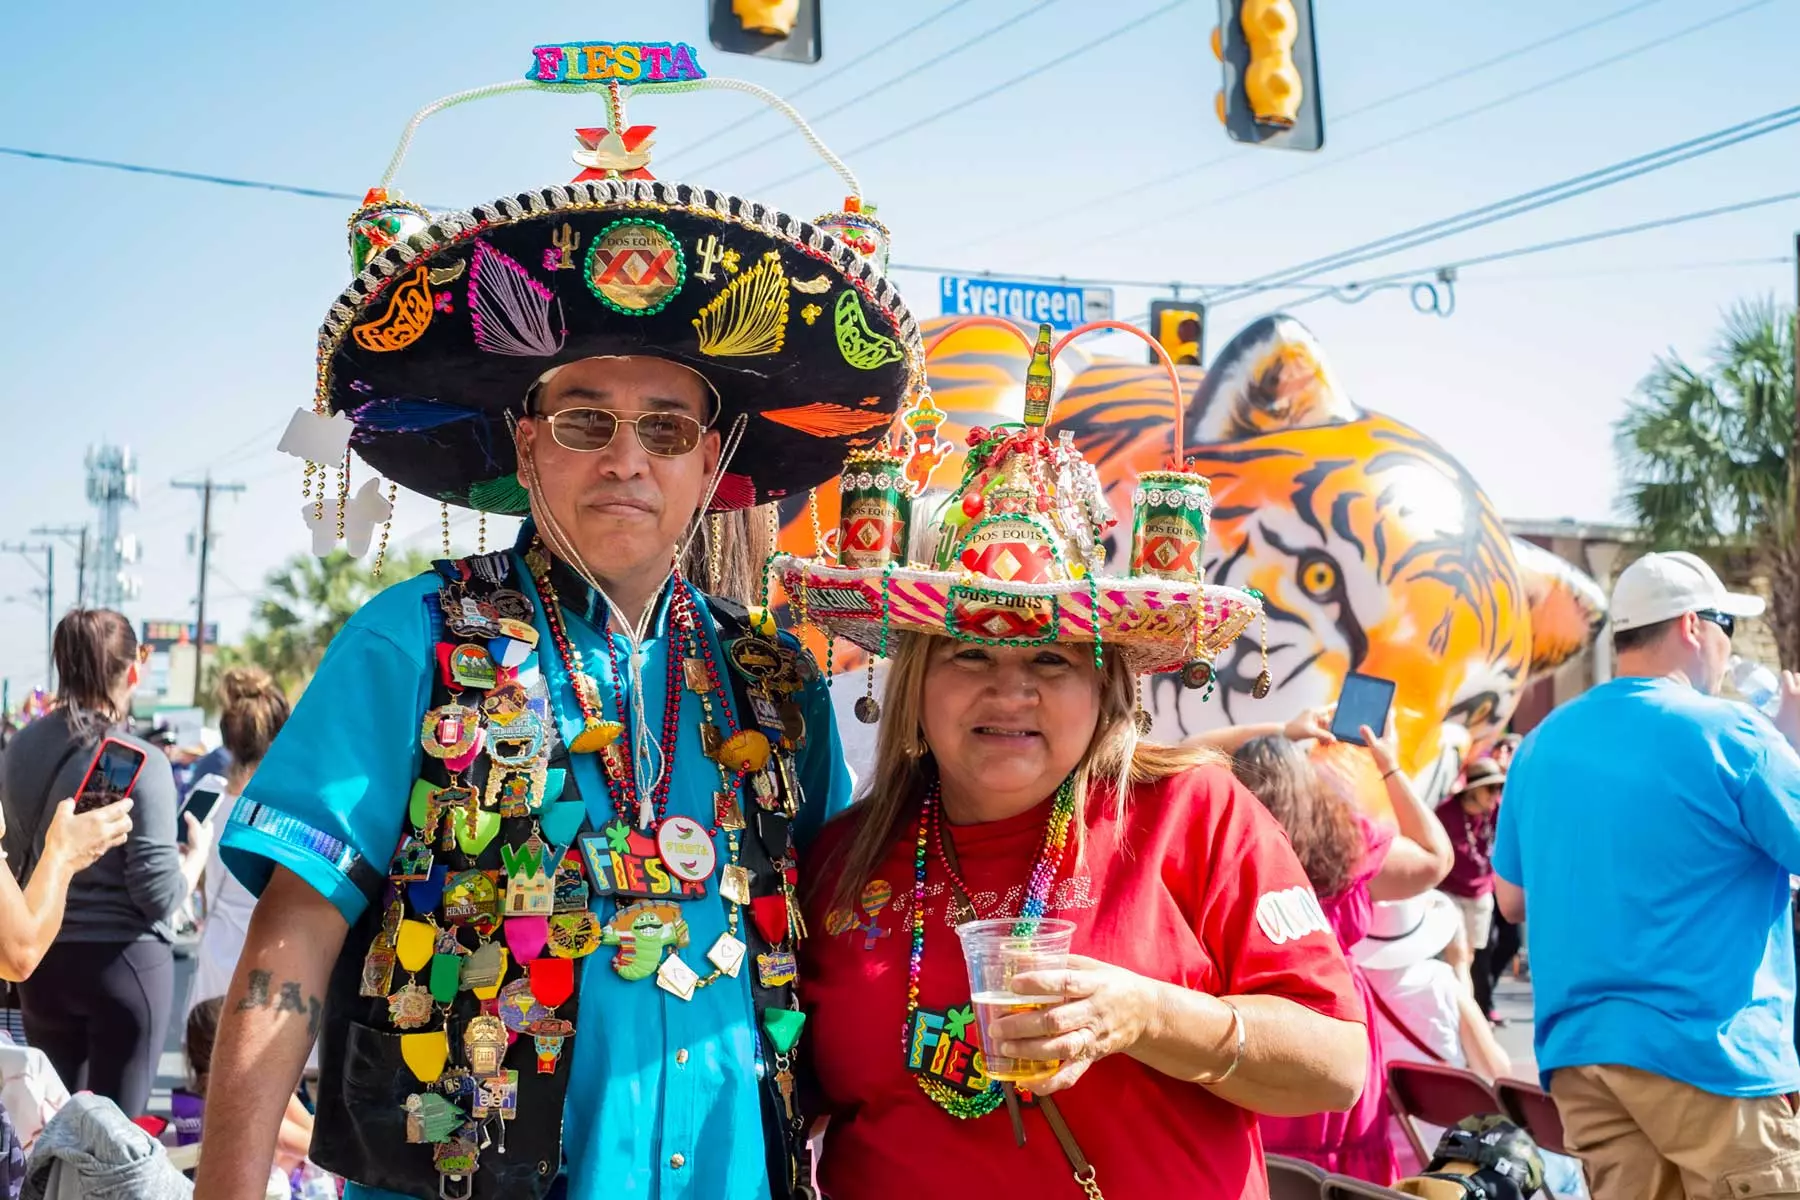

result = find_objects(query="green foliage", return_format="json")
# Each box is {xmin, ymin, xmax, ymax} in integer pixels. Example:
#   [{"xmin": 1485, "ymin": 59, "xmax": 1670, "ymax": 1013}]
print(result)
[
  {"xmin": 1615, "ymin": 297, "xmax": 1795, "ymax": 549},
  {"xmin": 206, "ymin": 548, "xmax": 435, "ymax": 705}
]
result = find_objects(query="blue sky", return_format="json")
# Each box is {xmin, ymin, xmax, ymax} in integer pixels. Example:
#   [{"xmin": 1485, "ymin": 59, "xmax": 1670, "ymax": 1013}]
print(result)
[{"xmin": 1, "ymin": 0, "xmax": 1796, "ymax": 691}]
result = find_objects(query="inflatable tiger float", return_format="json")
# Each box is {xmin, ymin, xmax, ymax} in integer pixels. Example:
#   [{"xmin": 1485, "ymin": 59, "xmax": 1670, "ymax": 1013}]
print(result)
[{"xmin": 776, "ymin": 313, "xmax": 1605, "ymax": 807}]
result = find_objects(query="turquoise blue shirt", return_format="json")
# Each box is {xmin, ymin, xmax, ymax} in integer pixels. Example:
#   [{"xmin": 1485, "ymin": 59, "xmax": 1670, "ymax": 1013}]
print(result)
[
  {"xmin": 1494, "ymin": 676, "xmax": 1800, "ymax": 1096},
  {"xmin": 221, "ymin": 549, "xmax": 851, "ymax": 1200}
]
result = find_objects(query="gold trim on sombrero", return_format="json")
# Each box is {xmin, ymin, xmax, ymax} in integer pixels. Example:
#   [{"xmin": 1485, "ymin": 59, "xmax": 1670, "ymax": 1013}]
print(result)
[
  {"xmin": 314, "ymin": 177, "xmax": 922, "ymax": 416},
  {"xmin": 774, "ymin": 555, "xmax": 1259, "ymax": 675}
]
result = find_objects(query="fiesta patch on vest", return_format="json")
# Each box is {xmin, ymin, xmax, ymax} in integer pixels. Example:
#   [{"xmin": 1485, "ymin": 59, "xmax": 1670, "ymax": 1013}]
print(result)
[{"xmin": 578, "ymin": 821, "xmax": 707, "ymax": 900}]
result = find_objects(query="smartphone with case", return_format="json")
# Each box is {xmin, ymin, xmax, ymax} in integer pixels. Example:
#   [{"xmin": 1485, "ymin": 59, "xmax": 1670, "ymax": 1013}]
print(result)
[
  {"xmin": 73, "ymin": 738, "xmax": 148, "ymax": 814},
  {"xmin": 1330, "ymin": 673, "xmax": 1396, "ymax": 746}
]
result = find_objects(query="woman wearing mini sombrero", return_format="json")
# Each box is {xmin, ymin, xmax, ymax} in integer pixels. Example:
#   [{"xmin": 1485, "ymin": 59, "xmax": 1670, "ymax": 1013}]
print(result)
[
  {"xmin": 784, "ymin": 367, "xmax": 1369, "ymax": 1196},
  {"xmin": 203, "ymin": 55, "xmax": 921, "ymax": 1200}
]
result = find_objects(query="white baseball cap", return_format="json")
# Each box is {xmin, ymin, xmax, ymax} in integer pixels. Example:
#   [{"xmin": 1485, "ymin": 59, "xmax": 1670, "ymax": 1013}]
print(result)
[{"xmin": 1609, "ymin": 551, "xmax": 1764, "ymax": 632}]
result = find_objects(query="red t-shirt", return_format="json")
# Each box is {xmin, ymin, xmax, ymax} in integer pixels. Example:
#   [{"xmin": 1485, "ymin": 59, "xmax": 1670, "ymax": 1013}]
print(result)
[{"xmin": 799, "ymin": 764, "xmax": 1367, "ymax": 1200}]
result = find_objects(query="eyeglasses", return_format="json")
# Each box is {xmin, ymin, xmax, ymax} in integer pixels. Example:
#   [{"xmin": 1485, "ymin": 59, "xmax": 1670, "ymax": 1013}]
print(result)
[
  {"xmin": 1695, "ymin": 609, "xmax": 1736, "ymax": 639},
  {"xmin": 537, "ymin": 407, "xmax": 706, "ymax": 457}
]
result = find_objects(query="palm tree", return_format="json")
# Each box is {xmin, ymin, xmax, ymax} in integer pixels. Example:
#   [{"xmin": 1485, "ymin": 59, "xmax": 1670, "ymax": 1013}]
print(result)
[
  {"xmin": 1615, "ymin": 297, "xmax": 1798, "ymax": 665},
  {"xmin": 208, "ymin": 548, "xmax": 435, "ymax": 702}
]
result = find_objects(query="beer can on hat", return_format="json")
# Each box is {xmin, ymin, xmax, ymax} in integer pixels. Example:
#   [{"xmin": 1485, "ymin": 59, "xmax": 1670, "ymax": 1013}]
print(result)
[
  {"xmin": 1130, "ymin": 470, "xmax": 1213, "ymax": 583},
  {"xmin": 838, "ymin": 450, "xmax": 911, "ymax": 570}
]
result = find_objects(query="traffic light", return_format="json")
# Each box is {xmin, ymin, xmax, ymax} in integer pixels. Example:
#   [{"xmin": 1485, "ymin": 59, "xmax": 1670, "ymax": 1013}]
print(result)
[
  {"xmin": 1149, "ymin": 301, "xmax": 1204, "ymax": 367},
  {"xmin": 1212, "ymin": 0, "xmax": 1324, "ymax": 152},
  {"xmin": 709, "ymin": 0, "xmax": 821, "ymax": 64}
]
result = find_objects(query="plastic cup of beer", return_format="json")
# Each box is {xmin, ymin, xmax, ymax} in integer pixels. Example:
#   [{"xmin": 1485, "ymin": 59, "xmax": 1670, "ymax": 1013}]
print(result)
[{"xmin": 956, "ymin": 917, "xmax": 1077, "ymax": 1085}]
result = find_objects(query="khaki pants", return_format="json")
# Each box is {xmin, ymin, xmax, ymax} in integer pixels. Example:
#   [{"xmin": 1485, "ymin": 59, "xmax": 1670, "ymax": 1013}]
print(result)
[{"xmin": 1550, "ymin": 1064, "xmax": 1800, "ymax": 1199}]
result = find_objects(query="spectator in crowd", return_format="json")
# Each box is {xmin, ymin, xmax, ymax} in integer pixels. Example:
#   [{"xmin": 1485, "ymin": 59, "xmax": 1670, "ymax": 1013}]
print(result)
[
  {"xmin": 1232, "ymin": 717, "xmax": 1454, "ymax": 1183},
  {"xmin": 0, "ymin": 610, "xmax": 212, "ymax": 1118},
  {"xmin": 1358, "ymin": 892, "xmax": 1512, "ymax": 1172},
  {"xmin": 0, "ymin": 791, "xmax": 132, "ymax": 982},
  {"xmin": 181, "ymin": 998, "xmax": 314, "ymax": 1182},
  {"xmin": 1496, "ymin": 551, "xmax": 1800, "ymax": 1199},
  {"xmin": 189, "ymin": 667, "xmax": 289, "ymax": 1006},
  {"xmin": 1436, "ymin": 759, "xmax": 1505, "ymax": 1020}
]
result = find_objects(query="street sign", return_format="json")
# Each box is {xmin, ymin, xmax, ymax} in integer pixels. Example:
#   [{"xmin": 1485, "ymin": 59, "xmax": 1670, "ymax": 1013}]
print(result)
[
  {"xmin": 938, "ymin": 276, "xmax": 1114, "ymax": 333},
  {"xmin": 141, "ymin": 620, "xmax": 219, "ymax": 652}
]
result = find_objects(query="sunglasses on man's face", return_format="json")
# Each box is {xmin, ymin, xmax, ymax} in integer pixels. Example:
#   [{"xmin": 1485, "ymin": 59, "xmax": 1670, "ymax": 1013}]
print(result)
[
  {"xmin": 1695, "ymin": 609, "xmax": 1736, "ymax": 639},
  {"xmin": 537, "ymin": 406, "xmax": 706, "ymax": 457}
]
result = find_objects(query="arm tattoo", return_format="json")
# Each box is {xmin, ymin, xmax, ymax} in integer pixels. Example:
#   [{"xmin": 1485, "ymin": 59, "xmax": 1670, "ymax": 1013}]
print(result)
[{"xmin": 236, "ymin": 968, "xmax": 325, "ymax": 1036}]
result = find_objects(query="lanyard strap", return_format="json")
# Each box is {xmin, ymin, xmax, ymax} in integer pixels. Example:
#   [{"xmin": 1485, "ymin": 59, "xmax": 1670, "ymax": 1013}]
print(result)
[
  {"xmin": 1369, "ymin": 987, "xmax": 1450, "ymax": 1065},
  {"xmin": 937, "ymin": 822, "xmax": 1106, "ymax": 1199}
]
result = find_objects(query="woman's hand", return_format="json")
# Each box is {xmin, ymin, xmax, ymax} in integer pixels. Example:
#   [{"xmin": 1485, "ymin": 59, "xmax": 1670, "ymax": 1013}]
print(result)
[
  {"xmin": 1283, "ymin": 706, "xmax": 1336, "ymax": 745},
  {"xmin": 985, "ymin": 954, "xmax": 1162, "ymax": 1095},
  {"xmin": 1361, "ymin": 710, "xmax": 1401, "ymax": 778},
  {"xmin": 42, "ymin": 797, "xmax": 134, "ymax": 872},
  {"xmin": 180, "ymin": 812, "xmax": 215, "ymax": 864}
]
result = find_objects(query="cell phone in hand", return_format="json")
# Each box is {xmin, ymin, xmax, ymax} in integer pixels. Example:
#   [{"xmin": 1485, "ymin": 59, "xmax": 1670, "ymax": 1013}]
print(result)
[
  {"xmin": 1329, "ymin": 672, "xmax": 1397, "ymax": 746},
  {"xmin": 179, "ymin": 773, "xmax": 229, "ymax": 845},
  {"xmin": 74, "ymin": 738, "xmax": 148, "ymax": 814}
]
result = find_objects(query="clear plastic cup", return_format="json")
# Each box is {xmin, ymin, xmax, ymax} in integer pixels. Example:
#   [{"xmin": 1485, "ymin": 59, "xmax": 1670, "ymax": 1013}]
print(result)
[{"xmin": 955, "ymin": 917, "xmax": 1076, "ymax": 1084}]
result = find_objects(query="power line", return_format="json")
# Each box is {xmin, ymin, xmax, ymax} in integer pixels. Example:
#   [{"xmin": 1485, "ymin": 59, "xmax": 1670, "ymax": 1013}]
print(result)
[
  {"xmin": 945, "ymin": 0, "xmax": 1684, "ymax": 255},
  {"xmin": 750, "ymin": 0, "xmax": 1194, "ymax": 193},
  {"xmin": 0, "ymin": 146, "xmax": 367, "ymax": 203},
  {"xmin": 1200, "ymin": 101, "xmax": 1800, "ymax": 306},
  {"xmin": 686, "ymin": 0, "xmax": 1064, "ymax": 181},
  {"xmin": 666, "ymin": 0, "xmax": 987, "ymax": 170},
  {"xmin": 1125, "ymin": 0, "xmax": 1781, "ymax": 248},
  {"xmin": 1326, "ymin": 189, "xmax": 1800, "ymax": 294},
  {"xmin": 887, "ymin": 261, "xmax": 1234, "ymax": 291}
]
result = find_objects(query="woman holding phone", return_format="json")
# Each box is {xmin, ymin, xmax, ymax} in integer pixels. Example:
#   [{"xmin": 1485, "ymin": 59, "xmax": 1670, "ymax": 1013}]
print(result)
[
  {"xmin": 0, "ymin": 609, "xmax": 212, "ymax": 1117},
  {"xmin": 189, "ymin": 666, "xmax": 290, "ymax": 1006}
]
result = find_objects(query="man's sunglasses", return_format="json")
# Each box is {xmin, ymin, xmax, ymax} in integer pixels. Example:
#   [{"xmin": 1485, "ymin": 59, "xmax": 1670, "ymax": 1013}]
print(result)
[
  {"xmin": 1695, "ymin": 609, "xmax": 1736, "ymax": 638},
  {"xmin": 536, "ymin": 407, "xmax": 706, "ymax": 457}
]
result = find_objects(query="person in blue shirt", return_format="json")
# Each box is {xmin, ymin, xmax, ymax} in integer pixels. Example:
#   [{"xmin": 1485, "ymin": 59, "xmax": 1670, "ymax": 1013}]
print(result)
[
  {"xmin": 192, "ymin": 63, "xmax": 924, "ymax": 1200},
  {"xmin": 1494, "ymin": 550, "xmax": 1800, "ymax": 1200}
]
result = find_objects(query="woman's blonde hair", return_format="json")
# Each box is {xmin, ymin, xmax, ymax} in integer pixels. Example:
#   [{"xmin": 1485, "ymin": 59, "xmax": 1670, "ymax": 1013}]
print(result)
[{"xmin": 819, "ymin": 632, "xmax": 1220, "ymax": 917}]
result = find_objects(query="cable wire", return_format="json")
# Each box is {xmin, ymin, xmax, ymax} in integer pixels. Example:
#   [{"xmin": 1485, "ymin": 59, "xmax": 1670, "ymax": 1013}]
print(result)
[
  {"xmin": 685, "ymin": 0, "xmax": 1064, "ymax": 181},
  {"xmin": 1126, "ymin": 0, "xmax": 1780, "ymax": 247},
  {"xmin": 1201, "ymin": 101, "xmax": 1800, "ymax": 305},
  {"xmin": 943, "ymin": 0, "xmax": 1684, "ymax": 256},
  {"xmin": 749, "ymin": 0, "xmax": 1193, "ymax": 193},
  {"xmin": 664, "ymin": 0, "xmax": 984, "ymax": 169}
]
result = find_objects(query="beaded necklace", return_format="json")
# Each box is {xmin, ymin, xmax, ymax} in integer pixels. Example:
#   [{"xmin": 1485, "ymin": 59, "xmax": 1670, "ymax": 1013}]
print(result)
[
  {"xmin": 530, "ymin": 550, "xmax": 685, "ymax": 827},
  {"xmin": 527, "ymin": 542, "xmax": 750, "ymax": 990},
  {"xmin": 905, "ymin": 776, "xmax": 1077, "ymax": 1119}
]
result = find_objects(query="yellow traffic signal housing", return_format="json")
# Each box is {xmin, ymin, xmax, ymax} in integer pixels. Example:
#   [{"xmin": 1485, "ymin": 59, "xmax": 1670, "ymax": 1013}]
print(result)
[
  {"xmin": 1149, "ymin": 301, "xmax": 1204, "ymax": 367},
  {"xmin": 1213, "ymin": 0, "xmax": 1323, "ymax": 151},
  {"xmin": 710, "ymin": 0, "xmax": 821, "ymax": 64}
]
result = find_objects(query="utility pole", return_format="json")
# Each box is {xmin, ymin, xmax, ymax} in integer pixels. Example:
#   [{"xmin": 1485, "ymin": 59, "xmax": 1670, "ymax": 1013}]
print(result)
[
  {"xmin": 172, "ymin": 475, "xmax": 245, "ymax": 704},
  {"xmin": 31, "ymin": 524, "xmax": 90, "ymax": 609},
  {"xmin": 0, "ymin": 542, "xmax": 54, "ymax": 688}
]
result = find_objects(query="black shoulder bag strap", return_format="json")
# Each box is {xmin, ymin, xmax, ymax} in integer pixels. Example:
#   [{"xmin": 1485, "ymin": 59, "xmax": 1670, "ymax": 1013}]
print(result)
[{"xmin": 936, "ymin": 830, "xmax": 1106, "ymax": 1200}]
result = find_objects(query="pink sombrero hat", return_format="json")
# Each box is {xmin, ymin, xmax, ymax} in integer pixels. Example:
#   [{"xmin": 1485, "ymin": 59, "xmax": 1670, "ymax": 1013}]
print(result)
[{"xmin": 773, "ymin": 317, "xmax": 1266, "ymax": 709}]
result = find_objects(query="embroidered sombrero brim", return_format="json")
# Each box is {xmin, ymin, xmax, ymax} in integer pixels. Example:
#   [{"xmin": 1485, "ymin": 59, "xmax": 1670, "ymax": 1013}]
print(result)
[
  {"xmin": 320, "ymin": 179, "xmax": 921, "ymax": 513},
  {"xmin": 774, "ymin": 555, "xmax": 1261, "ymax": 674}
]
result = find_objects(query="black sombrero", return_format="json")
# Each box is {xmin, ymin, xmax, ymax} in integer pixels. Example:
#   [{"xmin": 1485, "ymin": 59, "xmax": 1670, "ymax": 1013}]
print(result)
[{"xmin": 319, "ymin": 177, "xmax": 922, "ymax": 514}]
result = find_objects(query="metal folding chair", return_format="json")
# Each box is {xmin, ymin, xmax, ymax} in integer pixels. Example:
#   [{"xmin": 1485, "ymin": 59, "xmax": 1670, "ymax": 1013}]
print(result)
[
  {"xmin": 1384, "ymin": 1061, "xmax": 1504, "ymax": 1168},
  {"xmin": 1267, "ymin": 1152, "xmax": 1327, "ymax": 1200}
]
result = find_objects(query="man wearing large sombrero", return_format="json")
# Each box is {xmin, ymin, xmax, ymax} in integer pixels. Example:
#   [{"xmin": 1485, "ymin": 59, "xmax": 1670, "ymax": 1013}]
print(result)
[{"xmin": 198, "ymin": 45, "xmax": 920, "ymax": 1200}]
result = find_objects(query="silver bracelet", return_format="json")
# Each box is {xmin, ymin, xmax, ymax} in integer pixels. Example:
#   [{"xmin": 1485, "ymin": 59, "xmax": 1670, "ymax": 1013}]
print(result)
[{"xmin": 1195, "ymin": 998, "xmax": 1245, "ymax": 1086}]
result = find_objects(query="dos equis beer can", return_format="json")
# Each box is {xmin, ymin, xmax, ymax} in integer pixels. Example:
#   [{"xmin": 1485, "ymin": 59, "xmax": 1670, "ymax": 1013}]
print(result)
[
  {"xmin": 837, "ymin": 449, "xmax": 911, "ymax": 569},
  {"xmin": 1130, "ymin": 470, "xmax": 1213, "ymax": 583}
]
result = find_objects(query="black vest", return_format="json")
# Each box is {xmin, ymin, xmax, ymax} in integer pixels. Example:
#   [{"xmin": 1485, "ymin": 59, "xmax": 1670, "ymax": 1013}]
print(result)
[{"xmin": 307, "ymin": 550, "xmax": 813, "ymax": 1199}]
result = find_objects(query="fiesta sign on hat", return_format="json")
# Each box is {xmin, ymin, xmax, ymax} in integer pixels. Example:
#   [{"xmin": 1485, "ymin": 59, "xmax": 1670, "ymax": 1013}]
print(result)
[{"xmin": 1609, "ymin": 551, "xmax": 1765, "ymax": 632}]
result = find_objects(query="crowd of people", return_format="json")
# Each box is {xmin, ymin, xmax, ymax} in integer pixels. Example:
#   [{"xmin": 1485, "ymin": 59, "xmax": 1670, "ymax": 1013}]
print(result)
[{"xmin": 3, "ymin": 60, "xmax": 1799, "ymax": 1200}]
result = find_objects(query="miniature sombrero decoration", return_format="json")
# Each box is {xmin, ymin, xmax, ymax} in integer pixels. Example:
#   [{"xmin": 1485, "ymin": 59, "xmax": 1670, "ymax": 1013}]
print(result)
[
  {"xmin": 284, "ymin": 42, "xmax": 922, "ymax": 538},
  {"xmin": 774, "ymin": 317, "xmax": 1266, "ymax": 694}
]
